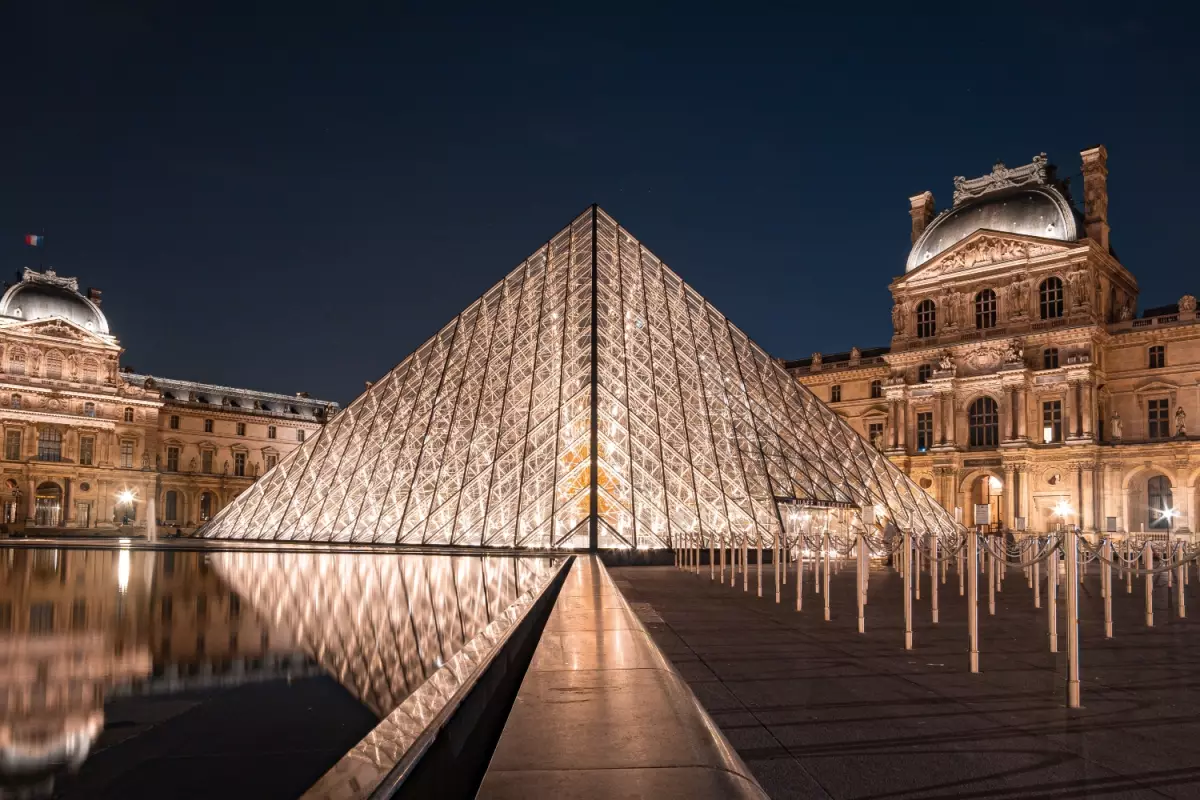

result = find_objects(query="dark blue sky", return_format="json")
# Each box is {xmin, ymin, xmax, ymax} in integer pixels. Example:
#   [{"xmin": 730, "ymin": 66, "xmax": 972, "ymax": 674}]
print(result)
[{"xmin": 2, "ymin": 4, "xmax": 1195, "ymax": 405}]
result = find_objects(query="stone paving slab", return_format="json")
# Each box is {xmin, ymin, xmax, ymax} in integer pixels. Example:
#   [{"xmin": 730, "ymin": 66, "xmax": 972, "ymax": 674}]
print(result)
[{"xmin": 610, "ymin": 562, "xmax": 1200, "ymax": 799}]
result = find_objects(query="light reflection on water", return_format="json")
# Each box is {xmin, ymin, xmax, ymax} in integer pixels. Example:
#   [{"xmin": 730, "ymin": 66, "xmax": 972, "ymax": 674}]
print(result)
[{"xmin": 0, "ymin": 547, "xmax": 559, "ymax": 799}]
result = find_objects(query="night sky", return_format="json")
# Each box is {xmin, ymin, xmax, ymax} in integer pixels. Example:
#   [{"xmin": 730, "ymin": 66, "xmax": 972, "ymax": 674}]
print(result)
[{"xmin": 2, "ymin": 4, "xmax": 1196, "ymax": 406}]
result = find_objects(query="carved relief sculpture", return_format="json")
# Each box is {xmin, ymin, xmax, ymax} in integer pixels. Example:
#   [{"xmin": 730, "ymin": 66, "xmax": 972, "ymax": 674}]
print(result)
[
  {"xmin": 1110, "ymin": 411, "xmax": 1122, "ymax": 440},
  {"xmin": 849, "ymin": 347, "xmax": 861, "ymax": 366},
  {"xmin": 810, "ymin": 352, "xmax": 822, "ymax": 370},
  {"xmin": 1180, "ymin": 294, "xmax": 1197, "ymax": 314},
  {"xmin": 1177, "ymin": 406, "xmax": 1187, "ymax": 438}
]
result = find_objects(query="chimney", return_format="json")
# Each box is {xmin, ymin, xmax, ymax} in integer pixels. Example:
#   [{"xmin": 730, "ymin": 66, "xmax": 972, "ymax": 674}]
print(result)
[
  {"xmin": 87, "ymin": 287, "xmax": 102, "ymax": 306},
  {"xmin": 296, "ymin": 391, "xmax": 310, "ymax": 398},
  {"xmin": 1080, "ymin": 146, "xmax": 1110, "ymax": 250},
  {"xmin": 908, "ymin": 191, "xmax": 936, "ymax": 243}
]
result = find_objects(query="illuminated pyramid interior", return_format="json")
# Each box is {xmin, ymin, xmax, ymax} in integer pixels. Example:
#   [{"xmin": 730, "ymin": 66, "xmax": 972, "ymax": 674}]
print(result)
[{"xmin": 200, "ymin": 206, "xmax": 958, "ymax": 548}]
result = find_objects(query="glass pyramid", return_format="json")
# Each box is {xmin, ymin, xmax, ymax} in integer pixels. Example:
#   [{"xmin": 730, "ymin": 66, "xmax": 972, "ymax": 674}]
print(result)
[{"xmin": 200, "ymin": 206, "xmax": 958, "ymax": 548}]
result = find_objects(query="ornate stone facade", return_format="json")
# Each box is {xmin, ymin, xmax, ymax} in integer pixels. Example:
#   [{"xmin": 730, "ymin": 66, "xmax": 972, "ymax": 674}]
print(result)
[
  {"xmin": 0, "ymin": 268, "xmax": 336, "ymax": 536},
  {"xmin": 789, "ymin": 147, "xmax": 1200, "ymax": 537}
]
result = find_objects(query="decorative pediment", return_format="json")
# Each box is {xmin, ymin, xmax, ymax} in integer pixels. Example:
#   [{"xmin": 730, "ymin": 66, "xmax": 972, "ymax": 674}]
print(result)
[
  {"xmin": 5, "ymin": 317, "xmax": 109, "ymax": 346},
  {"xmin": 902, "ymin": 230, "xmax": 1074, "ymax": 284}
]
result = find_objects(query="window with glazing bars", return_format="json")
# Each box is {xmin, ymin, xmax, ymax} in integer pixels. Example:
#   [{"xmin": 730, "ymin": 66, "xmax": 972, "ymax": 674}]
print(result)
[
  {"xmin": 1039, "ymin": 277, "xmax": 1064, "ymax": 319},
  {"xmin": 916, "ymin": 411, "xmax": 933, "ymax": 452},
  {"xmin": 915, "ymin": 299, "xmax": 937, "ymax": 338},
  {"xmin": 968, "ymin": 397, "xmax": 999, "ymax": 448},
  {"xmin": 1042, "ymin": 400, "xmax": 1062, "ymax": 443},
  {"xmin": 1043, "ymin": 348, "xmax": 1059, "ymax": 369},
  {"xmin": 1148, "ymin": 398, "xmax": 1170, "ymax": 439},
  {"xmin": 1148, "ymin": 345, "xmax": 1165, "ymax": 369},
  {"xmin": 975, "ymin": 289, "xmax": 997, "ymax": 329}
]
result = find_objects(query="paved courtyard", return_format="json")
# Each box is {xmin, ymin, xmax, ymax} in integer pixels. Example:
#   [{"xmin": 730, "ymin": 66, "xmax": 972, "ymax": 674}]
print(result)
[{"xmin": 610, "ymin": 559, "xmax": 1200, "ymax": 799}]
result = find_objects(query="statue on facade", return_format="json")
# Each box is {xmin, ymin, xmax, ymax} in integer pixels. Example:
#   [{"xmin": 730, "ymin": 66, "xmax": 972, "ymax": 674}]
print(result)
[
  {"xmin": 1180, "ymin": 294, "xmax": 1197, "ymax": 314},
  {"xmin": 891, "ymin": 303, "xmax": 904, "ymax": 333},
  {"xmin": 1177, "ymin": 405, "xmax": 1187, "ymax": 437},
  {"xmin": 1111, "ymin": 410, "xmax": 1122, "ymax": 440},
  {"xmin": 938, "ymin": 352, "xmax": 954, "ymax": 371},
  {"xmin": 1119, "ymin": 301, "xmax": 1133, "ymax": 321},
  {"xmin": 870, "ymin": 430, "xmax": 884, "ymax": 450},
  {"xmin": 810, "ymin": 352, "xmax": 822, "ymax": 370},
  {"xmin": 1004, "ymin": 340, "xmax": 1023, "ymax": 365},
  {"xmin": 849, "ymin": 346, "xmax": 861, "ymax": 366},
  {"xmin": 189, "ymin": 457, "xmax": 197, "ymax": 472},
  {"xmin": 223, "ymin": 460, "xmax": 230, "ymax": 475}
]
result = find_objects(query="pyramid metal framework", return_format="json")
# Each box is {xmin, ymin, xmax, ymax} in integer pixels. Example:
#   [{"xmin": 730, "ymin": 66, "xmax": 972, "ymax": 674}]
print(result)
[{"xmin": 201, "ymin": 206, "xmax": 958, "ymax": 548}]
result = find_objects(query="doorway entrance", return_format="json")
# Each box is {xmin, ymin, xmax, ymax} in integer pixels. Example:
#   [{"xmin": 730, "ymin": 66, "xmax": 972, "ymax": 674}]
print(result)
[
  {"xmin": 969, "ymin": 474, "xmax": 1004, "ymax": 530},
  {"xmin": 34, "ymin": 482, "xmax": 62, "ymax": 527}
]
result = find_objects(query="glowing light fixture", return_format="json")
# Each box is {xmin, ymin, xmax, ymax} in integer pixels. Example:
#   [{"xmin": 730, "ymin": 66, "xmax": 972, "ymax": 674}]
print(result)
[
  {"xmin": 1053, "ymin": 500, "xmax": 1074, "ymax": 519},
  {"xmin": 116, "ymin": 489, "xmax": 137, "ymax": 506}
]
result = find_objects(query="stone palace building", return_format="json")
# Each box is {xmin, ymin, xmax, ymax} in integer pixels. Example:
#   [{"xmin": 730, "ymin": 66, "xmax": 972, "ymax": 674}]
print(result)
[
  {"xmin": 789, "ymin": 146, "xmax": 1199, "ymax": 536},
  {"xmin": 0, "ymin": 267, "xmax": 336, "ymax": 535}
]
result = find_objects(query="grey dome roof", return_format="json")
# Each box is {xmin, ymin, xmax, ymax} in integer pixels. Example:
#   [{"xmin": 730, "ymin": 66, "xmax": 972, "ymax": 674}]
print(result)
[
  {"xmin": 906, "ymin": 186, "xmax": 1080, "ymax": 273},
  {"xmin": 0, "ymin": 279, "xmax": 109, "ymax": 333}
]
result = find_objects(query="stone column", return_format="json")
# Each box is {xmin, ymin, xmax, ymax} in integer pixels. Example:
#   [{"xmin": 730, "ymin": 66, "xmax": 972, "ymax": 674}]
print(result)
[
  {"xmin": 25, "ymin": 477, "xmax": 35, "ymax": 524},
  {"xmin": 1003, "ymin": 464, "xmax": 1016, "ymax": 528},
  {"xmin": 63, "ymin": 478, "xmax": 73, "ymax": 525},
  {"xmin": 1009, "ymin": 388, "xmax": 1020, "ymax": 440},
  {"xmin": 1065, "ymin": 382, "xmax": 1079, "ymax": 438},
  {"xmin": 947, "ymin": 394, "xmax": 958, "ymax": 446},
  {"xmin": 1017, "ymin": 388, "xmax": 1028, "ymax": 438},
  {"xmin": 1069, "ymin": 463, "xmax": 1083, "ymax": 529},
  {"xmin": 933, "ymin": 394, "xmax": 944, "ymax": 445},
  {"xmin": 890, "ymin": 399, "xmax": 900, "ymax": 449},
  {"xmin": 897, "ymin": 398, "xmax": 907, "ymax": 450},
  {"xmin": 1082, "ymin": 384, "xmax": 1094, "ymax": 438},
  {"xmin": 1081, "ymin": 466, "xmax": 1096, "ymax": 532}
]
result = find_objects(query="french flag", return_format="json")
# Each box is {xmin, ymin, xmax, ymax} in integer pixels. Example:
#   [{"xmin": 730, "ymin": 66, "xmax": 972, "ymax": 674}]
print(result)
[{"xmin": 25, "ymin": 235, "xmax": 43, "ymax": 247}]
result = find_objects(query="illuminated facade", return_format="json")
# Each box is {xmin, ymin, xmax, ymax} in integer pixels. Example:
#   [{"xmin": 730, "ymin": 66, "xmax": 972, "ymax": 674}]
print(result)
[
  {"xmin": 203, "ymin": 206, "xmax": 958, "ymax": 548},
  {"xmin": 791, "ymin": 147, "xmax": 1200, "ymax": 535},
  {"xmin": 0, "ymin": 268, "xmax": 336, "ymax": 534}
]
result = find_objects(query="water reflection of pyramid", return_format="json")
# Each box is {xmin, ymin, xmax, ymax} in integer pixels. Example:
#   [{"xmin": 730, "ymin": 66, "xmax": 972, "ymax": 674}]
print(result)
[
  {"xmin": 201, "ymin": 206, "xmax": 957, "ymax": 548},
  {"xmin": 210, "ymin": 552, "xmax": 557, "ymax": 717}
]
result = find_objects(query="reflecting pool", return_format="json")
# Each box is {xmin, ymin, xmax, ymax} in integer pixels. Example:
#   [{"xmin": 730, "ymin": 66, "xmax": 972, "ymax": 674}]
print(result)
[{"xmin": 0, "ymin": 547, "xmax": 561, "ymax": 799}]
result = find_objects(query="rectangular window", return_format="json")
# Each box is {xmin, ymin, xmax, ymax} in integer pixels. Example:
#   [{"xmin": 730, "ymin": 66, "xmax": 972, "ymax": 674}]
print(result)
[
  {"xmin": 120, "ymin": 440, "xmax": 134, "ymax": 469},
  {"xmin": 166, "ymin": 446, "xmax": 180, "ymax": 472},
  {"xmin": 1148, "ymin": 398, "xmax": 1170, "ymax": 439},
  {"xmin": 1043, "ymin": 348, "xmax": 1059, "ymax": 369},
  {"xmin": 71, "ymin": 600, "xmax": 87, "ymax": 631},
  {"xmin": 204, "ymin": 419, "xmax": 213, "ymax": 433},
  {"xmin": 5, "ymin": 430, "xmax": 21, "ymax": 461},
  {"xmin": 79, "ymin": 436, "xmax": 94, "ymax": 466},
  {"xmin": 297, "ymin": 430, "xmax": 305, "ymax": 442},
  {"xmin": 1149, "ymin": 345, "xmax": 1165, "ymax": 369},
  {"xmin": 234, "ymin": 451, "xmax": 246, "ymax": 477},
  {"xmin": 37, "ymin": 428, "xmax": 62, "ymax": 462},
  {"xmin": 867, "ymin": 422, "xmax": 884, "ymax": 448},
  {"xmin": 169, "ymin": 415, "xmax": 180, "ymax": 430},
  {"xmin": 267, "ymin": 425, "xmax": 276, "ymax": 439},
  {"xmin": 1042, "ymin": 400, "xmax": 1063, "ymax": 443},
  {"xmin": 236, "ymin": 422, "xmax": 246, "ymax": 436},
  {"xmin": 265, "ymin": 454, "xmax": 277, "ymax": 471},
  {"xmin": 916, "ymin": 412, "xmax": 933, "ymax": 453},
  {"xmin": 830, "ymin": 385, "xmax": 842, "ymax": 403},
  {"xmin": 29, "ymin": 603, "xmax": 54, "ymax": 634},
  {"xmin": 201, "ymin": 450, "xmax": 213, "ymax": 474}
]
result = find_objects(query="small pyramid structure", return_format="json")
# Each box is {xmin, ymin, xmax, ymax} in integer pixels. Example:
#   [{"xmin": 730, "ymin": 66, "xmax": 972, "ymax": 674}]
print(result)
[{"xmin": 201, "ymin": 207, "xmax": 958, "ymax": 548}]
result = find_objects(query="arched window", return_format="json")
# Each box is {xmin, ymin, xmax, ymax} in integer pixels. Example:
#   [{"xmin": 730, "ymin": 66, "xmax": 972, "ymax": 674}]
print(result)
[
  {"xmin": 123, "ymin": 407, "xmax": 134, "ymax": 423},
  {"xmin": 199, "ymin": 491, "xmax": 215, "ymax": 521},
  {"xmin": 968, "ymin": 397, "xmax": 999, "ymax": 448},
  {"xmin": 1043, "ymin": 348, "xmax": 1059, "ymax": 369},
  {"xmin": 915, "ymin": 299, "xmax": 937, "ymax": 338},
  {"xmin": 974, "ymin": 289, "xmax": 997, "ymax": 329},
  {"xmin": 869, "ymin": 380, "xmax": 882, "ymax": 399},
  {"xmin": 45, "ymin": 352, "xmax": 62, "ymax": 380},
  {"xmin": 83, "ymin": 402, "xmax": 95, "ymax": 418},
  {"xmin": 164, "ymin": 490, "xmax": 178, "ymax": 523},
  {"xmin": 1148, "ymin": 476, "xmax": 1173, "ymax": 530},
  {"xmin": 917, "ymin": 364, "xmax": 932, "ymax": 384},
  {"xmin": 1039, "ymin": 277, "xmax": 1064, "ymax": 320},
  {"xmin": 9, "ymin": 350, "xmax": 25, "ymax": 376}
]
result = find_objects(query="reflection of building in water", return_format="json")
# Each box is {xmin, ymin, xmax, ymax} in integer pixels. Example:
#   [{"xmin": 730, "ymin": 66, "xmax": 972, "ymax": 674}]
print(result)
[
  {"xmin": 0, "ymin": 548, "xmax": 298, "ymax": 796},
  {"xmin": 0, "ymin": 267, "xmax": 337, "ymax": 535}
]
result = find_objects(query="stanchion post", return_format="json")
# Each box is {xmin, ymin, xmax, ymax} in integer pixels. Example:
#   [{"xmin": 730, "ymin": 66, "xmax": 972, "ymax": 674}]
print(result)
[
  {"xmin": 1177, "ymin": 540, "xmax": 1186, "ymax": 619},
  {"xmin": 775, "ymin": 529, "xmax": 781, "ymax": 604},
  {"xmin": 968, "ymin": 529, "xmax": 979, "ymax": 672},
  {"xmin": 857, "ymin": 532, "xmax": 866, "ymax": 634},
  {"xmin": 988, "ymin": 538, "xmax": 996, "ymax": 616},
  {"xmin": 903, "ymin": 528, "xmax": 913, "ymax": 649},
  {"xmin": 1103, "ymin": 538, "xmax": 1113, "ymax": 638},
  {"xmin": 931, "ymin": 533, "xmax": 939, "ymax": 624},
  {"xmin": 756, "ymin": 536, "xmax": 763, "ymax": 597},
  {"xmin": 1065, "ymin": 526, "xmax": 1081, "ymax": 708},
  {"xmin": 1144, "ymin": 541, "xmax": 1154, "ymax": 627},
  {"xmin": 1048, "ymin": 541, "xmax": 1058, "ymax": 653},
  {"xmin": 796, "ymin": 537, "xmax": 804, "ymax": 612},
  {"xmin": 823, "ymin": 530, "xmax": 832, "ymax": 622}
]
